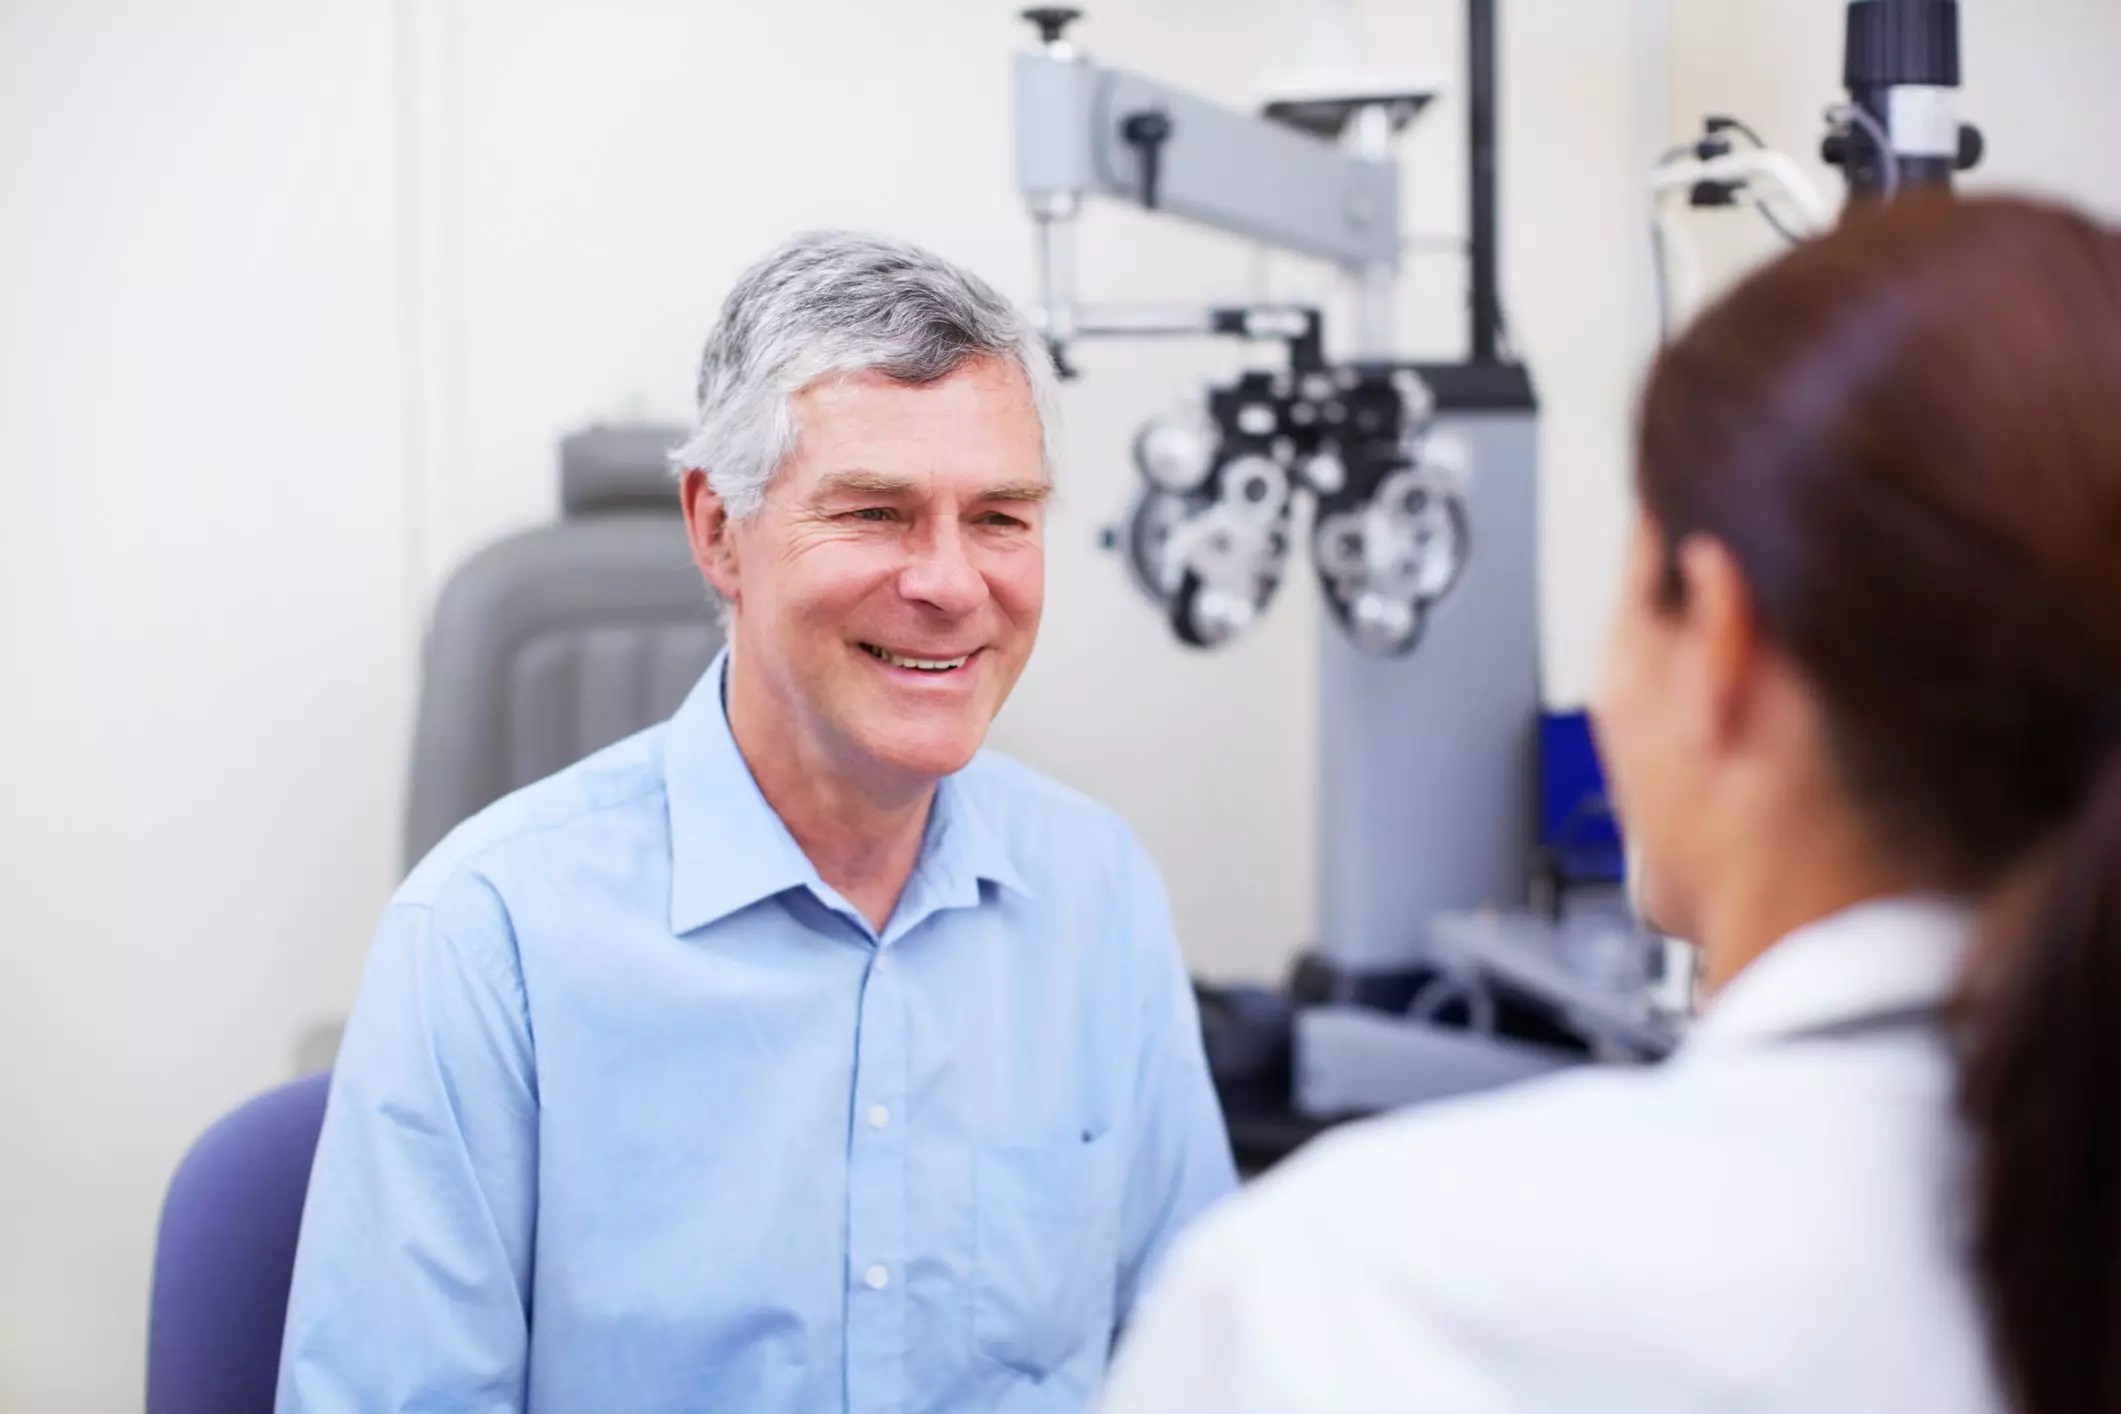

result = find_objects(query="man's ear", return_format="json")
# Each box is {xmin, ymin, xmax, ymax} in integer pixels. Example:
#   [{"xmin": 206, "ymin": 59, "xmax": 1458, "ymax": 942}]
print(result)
[{"xmin": 680, "ymin": 468, "xmax": 741, "ymax": 607}]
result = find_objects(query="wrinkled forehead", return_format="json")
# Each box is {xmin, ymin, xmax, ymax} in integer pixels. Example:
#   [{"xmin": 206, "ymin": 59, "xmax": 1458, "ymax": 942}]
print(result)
[{"xmin": 776, "ymin": 359, "xmax": 1050, "ymax": 502}]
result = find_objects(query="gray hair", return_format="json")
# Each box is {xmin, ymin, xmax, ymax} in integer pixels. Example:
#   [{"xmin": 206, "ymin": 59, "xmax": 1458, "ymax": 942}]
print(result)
[{"xmin": 672, "ymin": 231, "xmax": 1060, "ymax": 518}]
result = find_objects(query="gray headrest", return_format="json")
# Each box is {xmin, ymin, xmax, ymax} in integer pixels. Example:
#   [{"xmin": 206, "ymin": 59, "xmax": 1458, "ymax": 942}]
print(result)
[{"xmin": 559, "ymin": 423, "xmax": 690, "ymax": 518}]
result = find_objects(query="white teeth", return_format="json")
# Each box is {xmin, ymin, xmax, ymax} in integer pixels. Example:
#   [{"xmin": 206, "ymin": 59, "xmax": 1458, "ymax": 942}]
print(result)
[{"xmin": 862, "ymin": 644, "xmax": 970, "ymax": 672}]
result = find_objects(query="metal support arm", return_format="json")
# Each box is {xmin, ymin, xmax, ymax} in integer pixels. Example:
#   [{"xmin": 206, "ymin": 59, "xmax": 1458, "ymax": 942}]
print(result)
[{"xmin": 1015, "ymin": 53, "xmax": 1402, "ymax": 269}]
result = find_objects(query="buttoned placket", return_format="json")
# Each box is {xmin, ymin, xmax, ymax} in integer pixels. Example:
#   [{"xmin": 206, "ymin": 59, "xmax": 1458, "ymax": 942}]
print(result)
[
  {"xmin": 811, "ymin": 804, "xmax": 988, "ymax": 1412},
  {"xmin": 841, "ymin": 920, "xmax": 910, "ymax": 1413}
]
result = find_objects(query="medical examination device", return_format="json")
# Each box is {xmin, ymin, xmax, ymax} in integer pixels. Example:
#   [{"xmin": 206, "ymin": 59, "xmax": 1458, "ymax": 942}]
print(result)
[
  {"xmin": 1016, "ymin": 3, "xmax": 1528, "ymax": 659},
  {"xmin": 1012, "ymin": 0, "xmax": 1981, "ymax": 1137},
  {"xmin": 1650, "ymin": 0, "xmax": 1982, "ymax": 334}
]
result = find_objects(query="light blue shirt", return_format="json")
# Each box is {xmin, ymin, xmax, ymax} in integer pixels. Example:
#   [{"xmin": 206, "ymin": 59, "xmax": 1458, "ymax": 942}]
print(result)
[{"xmin": 278, "ymin": 652, "xmax": 1237, "ymax": 1414}]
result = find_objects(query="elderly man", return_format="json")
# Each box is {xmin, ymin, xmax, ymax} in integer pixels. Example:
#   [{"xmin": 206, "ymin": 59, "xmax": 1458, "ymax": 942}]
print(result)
[{"xmin": 277, "ymin": 233, "xmax": 1237, "ymax": 1414}]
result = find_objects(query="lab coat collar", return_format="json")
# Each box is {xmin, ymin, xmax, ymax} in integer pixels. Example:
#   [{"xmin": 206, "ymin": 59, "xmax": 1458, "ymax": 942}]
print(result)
[
  {"xmin": 1680, "ymin": 896, "xmax": 1976, "ymax": 1057},
  {"xmin": 663, "ymin": 649, "xmax": 1026, "ymax": 936}
]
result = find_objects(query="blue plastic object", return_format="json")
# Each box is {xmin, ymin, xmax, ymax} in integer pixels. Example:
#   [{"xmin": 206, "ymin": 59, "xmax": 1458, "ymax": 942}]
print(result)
[{"xmin": 1539, "ymin": 710, "xmax": 1624, "ymax": 884}]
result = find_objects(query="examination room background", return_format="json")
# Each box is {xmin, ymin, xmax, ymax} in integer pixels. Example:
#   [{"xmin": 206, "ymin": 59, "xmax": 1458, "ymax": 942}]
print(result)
[{"xmin": 5, "ymin": 0, "xmax": 2119, "ymax": 1409}]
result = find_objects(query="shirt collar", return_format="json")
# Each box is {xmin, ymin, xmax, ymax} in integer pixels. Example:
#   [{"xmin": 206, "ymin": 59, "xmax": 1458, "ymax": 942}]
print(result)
[
  {"xmin": 919, "ymin": 766, "xmax": 1030, "ymax": 910},
  {"xmin": 664, "ymin": 649, "xmax": 1029, "ymax": 937},
  {"xmin": 1680, "ymin": 895, "xmax": 1976, "ymax": 1056}
]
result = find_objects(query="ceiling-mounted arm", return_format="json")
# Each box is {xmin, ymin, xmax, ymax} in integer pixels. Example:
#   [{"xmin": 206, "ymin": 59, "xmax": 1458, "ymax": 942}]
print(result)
[
  {"xmin": 1013, "ymin": 52, "xmax": 1400, "ymax": 265},
  {"xmin": 1014, "ymin": 19, "xmax": 1403, "ymax": 376}
]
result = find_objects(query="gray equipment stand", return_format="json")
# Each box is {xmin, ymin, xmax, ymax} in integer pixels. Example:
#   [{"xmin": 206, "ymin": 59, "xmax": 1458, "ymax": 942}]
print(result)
[{"xmin": 1319, "ymin": 410, "xmax": 1540, "ymax": 974}]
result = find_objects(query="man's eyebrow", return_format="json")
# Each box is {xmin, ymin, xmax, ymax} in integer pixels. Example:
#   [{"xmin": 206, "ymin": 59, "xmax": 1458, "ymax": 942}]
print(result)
[
  {"xmin": 809, "ymin": 471, "xmax": 1052, "ymax": 504},
  {"xmin": 978, "ymin": 481, "xmax": 1052, "ymax": 505},
  {"xmin": 810, "ymin": 469, "xmax": 922, "ymax": 500}
]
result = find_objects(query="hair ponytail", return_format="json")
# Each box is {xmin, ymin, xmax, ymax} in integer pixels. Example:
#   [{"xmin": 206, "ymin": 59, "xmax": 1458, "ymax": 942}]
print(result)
[{"xmin": 1961, "ymin": 749, "xmax": 2121, "ymax": 1414}]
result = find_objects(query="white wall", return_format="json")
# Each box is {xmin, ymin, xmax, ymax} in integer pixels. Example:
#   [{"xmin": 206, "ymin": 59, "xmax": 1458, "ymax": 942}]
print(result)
[
  {"xmin": 14, "ymin": 2, "xmax": 2114, "ymax": 1409},
  {"xmin": 1, "ymin": 5, "xmax": 408, "ymax": 1411}
]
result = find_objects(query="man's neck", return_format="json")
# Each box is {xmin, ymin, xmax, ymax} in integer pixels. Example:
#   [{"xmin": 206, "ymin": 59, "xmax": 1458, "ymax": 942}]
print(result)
[{"xmin": 723, "ymin": 656, "xmax": 933, "ymax": 934}]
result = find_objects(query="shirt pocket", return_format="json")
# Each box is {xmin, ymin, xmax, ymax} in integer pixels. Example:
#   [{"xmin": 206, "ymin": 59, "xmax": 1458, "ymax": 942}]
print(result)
[{"xmin": 973, "ymin": 1128, "xmax": 1122, "ymax": 1380}]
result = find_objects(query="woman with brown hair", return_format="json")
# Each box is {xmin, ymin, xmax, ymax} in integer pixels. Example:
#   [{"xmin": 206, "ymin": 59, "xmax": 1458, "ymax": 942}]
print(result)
[{"xmin": 1101, "ymin": 194, "xmax": 2121, "ymax": 1414}]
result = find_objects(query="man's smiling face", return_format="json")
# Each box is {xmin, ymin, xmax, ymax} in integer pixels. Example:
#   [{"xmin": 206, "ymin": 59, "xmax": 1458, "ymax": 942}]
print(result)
[{"xmin": 706, "ymin": 354, "xmax": 1048, "ymax": 791}]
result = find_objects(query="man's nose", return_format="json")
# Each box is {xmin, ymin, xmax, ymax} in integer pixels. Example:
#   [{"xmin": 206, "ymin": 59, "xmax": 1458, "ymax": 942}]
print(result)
[{"xmin": 898, "ymin": 518, "xmax": 989, "ymax": 616}]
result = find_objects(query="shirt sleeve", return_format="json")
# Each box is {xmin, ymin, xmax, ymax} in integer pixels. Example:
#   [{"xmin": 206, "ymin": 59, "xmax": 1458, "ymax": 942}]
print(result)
[
  {"xmin": 277, "ymin": 881, "xmax": 539, "ymax": 1414},
  {"xmin": 1111, "ymin": 836, "xmax": 1240, "ymax": 1332}
]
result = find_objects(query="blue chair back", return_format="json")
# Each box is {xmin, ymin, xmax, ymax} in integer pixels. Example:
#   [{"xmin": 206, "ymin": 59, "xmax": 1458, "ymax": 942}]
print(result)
[{"xmin": 147, "ymin": 1072, "xmax": 330, "ymax": 1414}]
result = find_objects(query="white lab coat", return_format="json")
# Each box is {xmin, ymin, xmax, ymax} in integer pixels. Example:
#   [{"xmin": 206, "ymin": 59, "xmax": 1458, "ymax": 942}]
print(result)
[{"xmin": 1102, "ymin": 899, "xmax": 2004, "ymax": 1413}]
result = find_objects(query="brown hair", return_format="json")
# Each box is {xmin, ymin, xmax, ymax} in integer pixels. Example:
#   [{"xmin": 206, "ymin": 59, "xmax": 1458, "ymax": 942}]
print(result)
[{"xmin": 1638, "ymin": 195, "xmax": 2121, "ymax": 1413}]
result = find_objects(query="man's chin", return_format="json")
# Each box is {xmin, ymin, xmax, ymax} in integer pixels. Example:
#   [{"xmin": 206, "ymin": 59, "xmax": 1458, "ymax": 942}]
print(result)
[{"xmin": 856, "ymin": 728, "xmax": 988, "ymax": 787}]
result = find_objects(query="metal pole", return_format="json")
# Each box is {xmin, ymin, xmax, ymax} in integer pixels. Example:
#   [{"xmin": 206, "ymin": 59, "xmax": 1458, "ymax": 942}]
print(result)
[
  {"xmin": 1468, "ymin": 0, "xmax": 1501, "ymax": 364},
  {"xmin": 1351, "ymin": 102, "xmax": 1398, "ymax": 358},
  {"xmin": 1031, "ymin": 190, "xmax": 1080, "ymax": 349}
]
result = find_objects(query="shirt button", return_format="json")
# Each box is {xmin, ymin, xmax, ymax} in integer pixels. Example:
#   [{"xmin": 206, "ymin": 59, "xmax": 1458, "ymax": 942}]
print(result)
[
  {"xmin": 868, "ymin": 1104, "xmax": 890, "ymax": 1130},
  {"xmin": 873, "ymin": 951, "xmax": 892, "ymax": 972},
  {"xmin": 865, "ymin": 1264, "xmax": 890, "ymax": 1291}
]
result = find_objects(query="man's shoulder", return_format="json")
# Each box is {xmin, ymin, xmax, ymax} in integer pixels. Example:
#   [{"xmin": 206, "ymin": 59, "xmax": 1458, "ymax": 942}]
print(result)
[
  {"xmin": 956, "ymin": 748, "xmax": 1149, "ymax": 868},
  {"xmin": 957, "ymin": 747, "xmax": 1122, "ymax": 825},
  {"xmin": 398, "ymin": 724, "xmax": 673, "ymax": 910}
]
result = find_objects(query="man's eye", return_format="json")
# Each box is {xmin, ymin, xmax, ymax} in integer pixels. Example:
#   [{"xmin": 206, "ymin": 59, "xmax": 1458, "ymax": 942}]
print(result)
[
  {"xmin": 979, "ymin": 512, "xmax": 1027, "ymax": 529},
  {"xmin": 846, "ymin": 507, "xmax": 897, "ymax": 523}
]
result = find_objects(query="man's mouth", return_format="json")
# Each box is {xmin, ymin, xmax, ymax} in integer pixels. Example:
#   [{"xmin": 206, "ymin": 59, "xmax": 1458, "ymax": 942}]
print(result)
[{"xmin": 860, "ymin": 643, "xmax": 975, "ymax": 673}]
